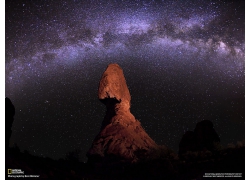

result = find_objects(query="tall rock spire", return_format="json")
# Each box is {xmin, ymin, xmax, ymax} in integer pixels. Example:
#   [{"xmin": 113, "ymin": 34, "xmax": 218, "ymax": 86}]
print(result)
[{"xmin": 87, "ymin": 64, "xmax": 158, "ymax": 164}]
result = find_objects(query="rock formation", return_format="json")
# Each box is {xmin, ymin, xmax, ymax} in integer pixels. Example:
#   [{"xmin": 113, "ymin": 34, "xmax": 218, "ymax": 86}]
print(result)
[
  {"xmin": 5, "ymin": 97, "xmax": 15, "ymax": 149},
  {"xmin": 87, "ymin": 64, "xmax": 158, "ymax": 164},
  {"xmin": 179, "ymin": 120, "xmax": 220, "ymax": 155}
]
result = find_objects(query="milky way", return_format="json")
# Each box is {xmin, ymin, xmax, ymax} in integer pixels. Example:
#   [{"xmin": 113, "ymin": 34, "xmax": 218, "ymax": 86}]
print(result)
[{"xmin": 6, "ymin": 0, "xmax": 244, "ymax": 161}]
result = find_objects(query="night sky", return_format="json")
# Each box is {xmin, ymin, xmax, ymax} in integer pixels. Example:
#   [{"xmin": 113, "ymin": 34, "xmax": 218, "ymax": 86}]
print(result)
[{"xmin": 6, "ymin": 0, "xmax": 245, "ymax": 162}]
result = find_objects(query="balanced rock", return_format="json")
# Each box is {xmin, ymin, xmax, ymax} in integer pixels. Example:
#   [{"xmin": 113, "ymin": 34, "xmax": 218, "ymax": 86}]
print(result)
[
  {"xmin": 179, "ymin": 120, "xmax": 220, "ymax": 155},
  {"xmin": 87, "ymin": 64, "xmax": 158, "ymax": 164}
]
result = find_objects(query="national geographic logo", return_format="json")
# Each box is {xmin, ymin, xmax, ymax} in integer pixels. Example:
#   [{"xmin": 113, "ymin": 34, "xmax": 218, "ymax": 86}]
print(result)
[{"xmin": 7, "ymin": 169, "xmax": 24, "ymax": 174}]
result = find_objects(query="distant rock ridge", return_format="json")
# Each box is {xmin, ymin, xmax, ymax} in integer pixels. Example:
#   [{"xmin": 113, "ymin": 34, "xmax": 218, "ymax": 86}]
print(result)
[
  {"xmin": 6, "ymin": 97, "xmax": 15, "ymax": 149},
  {"xmin": 87, "ymin": 63, "xmax": 158, "ymax": 164},
  {"xmin": 179, "ymin": 120, "xmax": 220, "ymax": 155}
]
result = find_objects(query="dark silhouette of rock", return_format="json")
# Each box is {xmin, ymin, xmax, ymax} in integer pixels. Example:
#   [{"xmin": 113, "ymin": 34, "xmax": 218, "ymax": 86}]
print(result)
[
  {"xmin": 194, "ymin": 120, "xmax": 220, "ymax": 151},
  {"xmin": 5, "ymin": 97, "xmax": 15, "ymax": 149},
  {"xmin": 178, "ymin": 131, "xmax": 196, "ymax": 155},
  {"xmin": 179, "ymin": 120, "xmax": 220, "ymax": 155},
  {"xmin": 87, "ymin": 64, "xmax": 158, "ymax": 164}
]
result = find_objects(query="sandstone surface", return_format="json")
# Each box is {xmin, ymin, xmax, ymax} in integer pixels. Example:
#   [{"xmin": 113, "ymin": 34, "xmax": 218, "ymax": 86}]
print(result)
[{"xmin": 87, "ymin": 64, "xmax": 158, "ymax": 163}]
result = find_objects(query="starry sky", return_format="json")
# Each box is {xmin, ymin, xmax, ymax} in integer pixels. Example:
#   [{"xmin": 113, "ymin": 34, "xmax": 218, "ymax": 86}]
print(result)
[{"xmin": 6, "ymin": 0, "xmax": 245, "ymax": 162}]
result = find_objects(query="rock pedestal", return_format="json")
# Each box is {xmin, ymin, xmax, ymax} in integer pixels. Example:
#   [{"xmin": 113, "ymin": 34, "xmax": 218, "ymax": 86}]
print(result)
[{"xmin": 87, "ymin": 64, "xmax": 158, "ymax": 164}]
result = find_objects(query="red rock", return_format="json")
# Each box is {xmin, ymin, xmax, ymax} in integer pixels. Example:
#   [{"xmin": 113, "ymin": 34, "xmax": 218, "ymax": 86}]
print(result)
[
  {"xmin": 87, "ymin": 64, "xmax": 158, "ymax": 164},
  {"xmin": 98, "ymin": 63, "xmax": 131, "ymax": 105}
]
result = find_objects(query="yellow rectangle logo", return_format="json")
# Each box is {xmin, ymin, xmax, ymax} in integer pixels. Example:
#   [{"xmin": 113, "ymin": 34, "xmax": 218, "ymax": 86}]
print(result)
[{"xmin": 8, "ymin": 169, "xmax": 12, "ymax": 174}]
